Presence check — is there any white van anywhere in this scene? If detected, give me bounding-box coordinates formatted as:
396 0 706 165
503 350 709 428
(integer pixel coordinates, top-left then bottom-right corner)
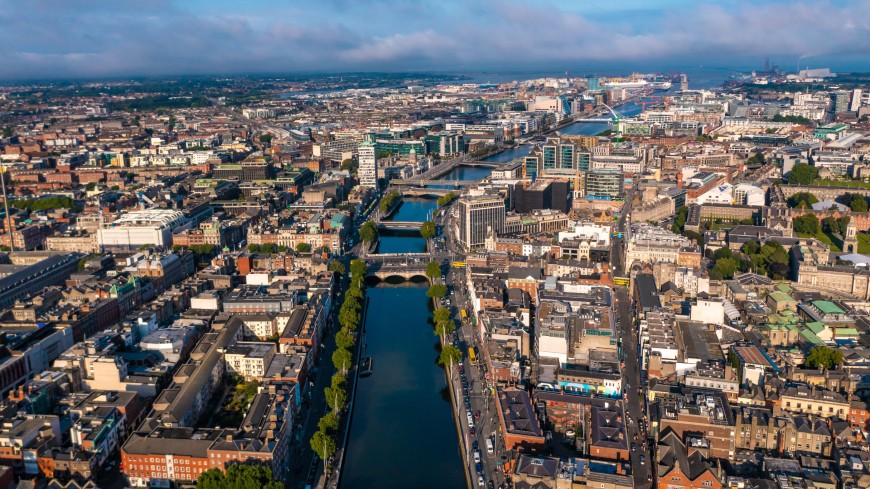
473 450 481 463
485 438 494 454
466 411 474 428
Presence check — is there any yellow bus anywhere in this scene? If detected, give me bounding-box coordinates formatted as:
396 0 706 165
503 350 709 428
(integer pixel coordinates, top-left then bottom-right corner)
460 309 468 321
468 347 477 365
453 261 467 268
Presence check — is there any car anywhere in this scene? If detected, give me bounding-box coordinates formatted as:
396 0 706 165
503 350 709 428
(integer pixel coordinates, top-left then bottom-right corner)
478 475 485 487
640 455 645 465
631 443 636 452
476 462 483 474
473 450 481 463
472 440 479 451
488 482 495 489
474 410 481 419
470 427 476 436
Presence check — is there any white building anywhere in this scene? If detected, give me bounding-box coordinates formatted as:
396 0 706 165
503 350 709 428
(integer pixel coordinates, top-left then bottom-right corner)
96 209 189 250
691 298 726 326
732 184 765 206
696 184 734 205
358 142 378 189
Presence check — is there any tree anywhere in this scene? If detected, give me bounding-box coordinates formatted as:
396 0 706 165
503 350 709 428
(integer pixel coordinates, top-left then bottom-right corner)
247 243 261 253
741 240 761 256
261 243 277 254
787 192 819 209
426 261 441 279
822 216 840 235
350 259 368 278
85 182 97 191
338 307 360 331
793 214 821 234
434 319 455 345
805 345 844 370
259 134 272 145
277 245 288 253
672 206 689 233
318 411 340 434
324 382 347 412
433 307 451 324
196 463 284 489
427 283 447 299
331 372 346 389
336 328 355 350
378 191 400 214
340 158 357 174
438 344 463 373
328 260 346 275
437 191 457 207
787 163 819 185
420 221 436 240
295 242 312 253
713 257 738 279
346 287 364 303
332 347 353 374
850 194 869 212
310 430 336 479
360 221 378 243
769 262 790 280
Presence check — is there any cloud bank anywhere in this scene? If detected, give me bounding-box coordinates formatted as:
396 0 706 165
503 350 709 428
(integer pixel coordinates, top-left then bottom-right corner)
1 0 869 79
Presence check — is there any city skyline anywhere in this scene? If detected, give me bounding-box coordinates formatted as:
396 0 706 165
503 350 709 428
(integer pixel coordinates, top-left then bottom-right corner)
3 0 870 80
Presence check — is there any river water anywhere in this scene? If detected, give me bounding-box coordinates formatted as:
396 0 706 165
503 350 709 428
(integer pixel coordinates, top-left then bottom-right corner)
376 197 437 254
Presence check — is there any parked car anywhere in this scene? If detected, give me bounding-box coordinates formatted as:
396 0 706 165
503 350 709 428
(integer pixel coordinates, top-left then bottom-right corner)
478 475 485 487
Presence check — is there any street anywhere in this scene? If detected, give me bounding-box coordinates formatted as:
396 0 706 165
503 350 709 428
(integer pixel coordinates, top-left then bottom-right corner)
611 181 654 488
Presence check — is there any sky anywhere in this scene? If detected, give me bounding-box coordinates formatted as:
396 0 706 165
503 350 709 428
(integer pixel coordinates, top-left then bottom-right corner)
1 0 870 80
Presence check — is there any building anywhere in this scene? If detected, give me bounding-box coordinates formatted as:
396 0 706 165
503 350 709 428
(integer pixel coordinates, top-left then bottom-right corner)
495 387 545 451
585 169 624 200
656 388 736 460
358 142 378 189
457 195 506 250
96 209 189 250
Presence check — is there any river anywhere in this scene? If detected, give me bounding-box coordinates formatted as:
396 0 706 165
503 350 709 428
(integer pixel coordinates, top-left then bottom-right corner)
376 197 437 254
342 199 466 488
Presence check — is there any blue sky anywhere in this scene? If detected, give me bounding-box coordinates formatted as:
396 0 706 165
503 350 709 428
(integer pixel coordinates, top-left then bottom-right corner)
1 0 869 79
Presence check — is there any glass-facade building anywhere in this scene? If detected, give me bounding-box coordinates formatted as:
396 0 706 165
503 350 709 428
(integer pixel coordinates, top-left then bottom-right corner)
585 169 624 200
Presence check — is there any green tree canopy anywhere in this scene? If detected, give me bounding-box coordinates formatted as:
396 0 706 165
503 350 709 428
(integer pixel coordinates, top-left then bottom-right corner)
436 191 457 207
433 307 451 324
438 344 463 371
318 411 340 434
787 163 819 185
350 259 368 278
310 430 336 476
672 206 689 233
332 348 353 374
195 463 284 489
259 134 272 145
378 191 400 214
435 319 455 344
328 260 345 275
338 307 360 331
426 283 447 299
426 261 442 279
805 345 844 370
793 214 821 234
360 221 378 243
420 221 436 240
787 192 819 209
295 242 312 253
324 383 347 411
335 328 355 350
713 257 738 280
247 244 261 253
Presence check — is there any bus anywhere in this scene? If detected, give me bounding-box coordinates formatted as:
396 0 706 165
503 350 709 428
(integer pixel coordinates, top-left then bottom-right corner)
460 309 468 321
453 261 467 269
468 347 477 365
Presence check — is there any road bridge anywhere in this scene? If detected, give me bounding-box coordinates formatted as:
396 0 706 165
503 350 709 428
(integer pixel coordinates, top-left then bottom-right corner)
377 221 423 230
391 179 478 187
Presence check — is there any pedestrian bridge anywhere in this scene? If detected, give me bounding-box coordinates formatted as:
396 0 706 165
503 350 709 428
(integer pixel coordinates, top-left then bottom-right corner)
392 179 479 187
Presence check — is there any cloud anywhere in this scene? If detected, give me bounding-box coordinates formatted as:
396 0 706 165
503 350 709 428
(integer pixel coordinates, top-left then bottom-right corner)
0 0 869 79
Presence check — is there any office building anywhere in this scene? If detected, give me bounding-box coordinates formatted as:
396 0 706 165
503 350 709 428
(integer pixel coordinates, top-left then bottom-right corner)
584 169 623 200
457 195 506 250
358 142 378 189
